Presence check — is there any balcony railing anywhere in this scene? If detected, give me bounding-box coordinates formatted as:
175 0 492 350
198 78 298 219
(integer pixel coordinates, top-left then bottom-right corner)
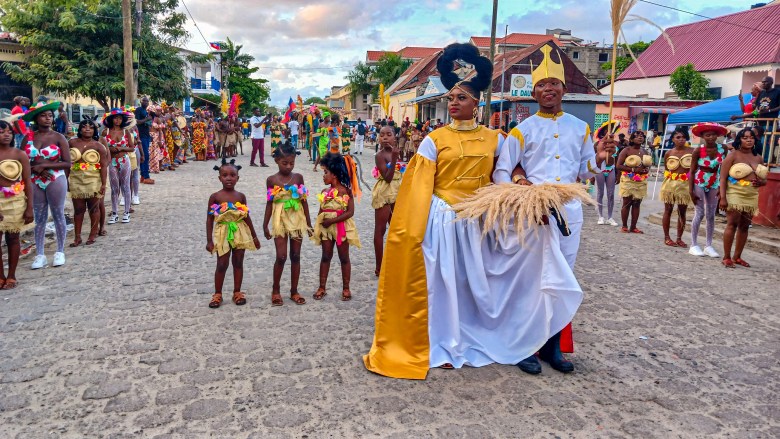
190 77 221 92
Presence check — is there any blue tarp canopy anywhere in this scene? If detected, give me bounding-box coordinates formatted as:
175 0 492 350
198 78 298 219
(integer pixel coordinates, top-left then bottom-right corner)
667 93 751 124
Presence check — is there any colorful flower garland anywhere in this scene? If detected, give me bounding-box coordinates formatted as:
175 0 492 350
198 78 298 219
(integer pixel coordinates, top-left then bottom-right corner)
728 177 753 187
663 170 689 181
0 181 24 198
267 184 309 210
372 162 407 179
209 201 249 216
317 188 349 208
72 162 101 172
622 171 649 182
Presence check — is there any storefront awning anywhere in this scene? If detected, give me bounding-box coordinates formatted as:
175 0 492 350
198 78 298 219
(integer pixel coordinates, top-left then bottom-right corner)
629 106 685 117
478 99 508 107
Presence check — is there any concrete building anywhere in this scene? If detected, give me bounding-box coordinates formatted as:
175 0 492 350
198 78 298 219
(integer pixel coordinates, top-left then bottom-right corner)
0 35 31 111
602 3 780 99
179 47 221 113
326 85 372 121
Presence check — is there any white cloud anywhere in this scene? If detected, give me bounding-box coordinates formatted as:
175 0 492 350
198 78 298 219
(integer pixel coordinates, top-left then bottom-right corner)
446 0 463 11
179 0 745 106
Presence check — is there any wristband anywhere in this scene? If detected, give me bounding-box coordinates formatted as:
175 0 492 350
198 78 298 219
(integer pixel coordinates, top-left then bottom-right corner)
512 175 527 184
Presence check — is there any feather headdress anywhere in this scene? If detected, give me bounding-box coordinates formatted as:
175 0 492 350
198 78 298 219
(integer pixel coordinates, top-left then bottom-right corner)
229 93 243 117
220 90 229 117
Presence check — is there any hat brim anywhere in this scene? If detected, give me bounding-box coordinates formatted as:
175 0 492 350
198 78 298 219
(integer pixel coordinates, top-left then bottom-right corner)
103 113 130 129
21 101 61 122
691 124 728 137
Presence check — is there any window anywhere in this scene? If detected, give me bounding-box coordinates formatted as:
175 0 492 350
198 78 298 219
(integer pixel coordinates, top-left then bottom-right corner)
572 51 580 60
706 87 722 100
596 79 609 88
598 52 609 62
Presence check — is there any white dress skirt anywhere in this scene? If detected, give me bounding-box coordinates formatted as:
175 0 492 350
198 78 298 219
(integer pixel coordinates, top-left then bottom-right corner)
417 141 584 369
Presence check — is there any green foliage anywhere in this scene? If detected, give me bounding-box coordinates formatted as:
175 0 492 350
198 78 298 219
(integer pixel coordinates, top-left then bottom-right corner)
601 40 653 77
304 96 326 105
219 38 270 115
345 62 373 100
345 53 412 101
373 53 411 93
669 63 712 100
1 0 188 110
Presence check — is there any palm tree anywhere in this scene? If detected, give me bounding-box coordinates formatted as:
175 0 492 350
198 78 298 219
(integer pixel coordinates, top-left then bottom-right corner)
345 62 373 100
373 53 411 94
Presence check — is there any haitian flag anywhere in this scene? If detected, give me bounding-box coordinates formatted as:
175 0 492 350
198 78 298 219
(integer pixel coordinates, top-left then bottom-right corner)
282 97 295 123
209 42 223 51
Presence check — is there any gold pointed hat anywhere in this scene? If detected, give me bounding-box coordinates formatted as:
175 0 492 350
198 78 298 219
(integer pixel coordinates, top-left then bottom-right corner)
531 44 565 88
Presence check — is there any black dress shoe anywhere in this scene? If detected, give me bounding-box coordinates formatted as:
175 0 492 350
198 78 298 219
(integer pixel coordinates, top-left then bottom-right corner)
516 355 542 374
538 332 574 373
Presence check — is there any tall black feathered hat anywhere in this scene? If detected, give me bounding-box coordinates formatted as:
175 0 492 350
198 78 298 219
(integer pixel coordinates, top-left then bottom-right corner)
436 43 493 100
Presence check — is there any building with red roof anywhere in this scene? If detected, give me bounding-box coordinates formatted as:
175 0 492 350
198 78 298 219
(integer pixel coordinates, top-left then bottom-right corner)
470 31 622 88
365 47 440 65
604 3 780 99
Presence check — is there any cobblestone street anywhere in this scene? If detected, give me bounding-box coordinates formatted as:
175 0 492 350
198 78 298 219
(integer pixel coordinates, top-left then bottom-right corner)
1 148 778 438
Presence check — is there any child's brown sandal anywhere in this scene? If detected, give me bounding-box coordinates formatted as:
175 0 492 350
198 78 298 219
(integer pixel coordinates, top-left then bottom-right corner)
313 287 327 300
341 289 352 302
232 291 246 306
209 292 223 308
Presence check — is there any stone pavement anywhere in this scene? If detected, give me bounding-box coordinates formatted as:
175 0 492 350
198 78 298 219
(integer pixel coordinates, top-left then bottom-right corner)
1 147 778 438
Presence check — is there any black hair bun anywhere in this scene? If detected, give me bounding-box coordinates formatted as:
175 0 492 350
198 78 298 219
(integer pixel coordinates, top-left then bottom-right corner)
437 43 493 94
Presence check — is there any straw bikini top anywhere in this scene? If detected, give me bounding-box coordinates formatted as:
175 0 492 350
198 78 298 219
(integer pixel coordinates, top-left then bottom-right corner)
665 153 692 171
0 160 22 181
729 162 768 180
625 153 652 168
70 147 101 165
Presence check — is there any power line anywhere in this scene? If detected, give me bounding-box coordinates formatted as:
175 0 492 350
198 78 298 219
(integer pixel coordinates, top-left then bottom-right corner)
180 0 212 48
254 65 354 71
638 0 780 36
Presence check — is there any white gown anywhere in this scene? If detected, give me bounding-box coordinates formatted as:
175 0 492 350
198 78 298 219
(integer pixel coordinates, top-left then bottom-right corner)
417 137 584 369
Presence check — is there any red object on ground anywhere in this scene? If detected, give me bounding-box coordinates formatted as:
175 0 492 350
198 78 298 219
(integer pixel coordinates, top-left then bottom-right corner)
560 323 574 353
754 172 780 228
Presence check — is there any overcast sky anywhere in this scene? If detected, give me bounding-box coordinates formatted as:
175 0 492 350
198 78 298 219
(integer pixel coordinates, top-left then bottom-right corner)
179 0 750 107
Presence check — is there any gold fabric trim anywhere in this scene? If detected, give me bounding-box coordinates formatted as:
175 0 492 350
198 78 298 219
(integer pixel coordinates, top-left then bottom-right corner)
448 119 479 131
536 111 564 120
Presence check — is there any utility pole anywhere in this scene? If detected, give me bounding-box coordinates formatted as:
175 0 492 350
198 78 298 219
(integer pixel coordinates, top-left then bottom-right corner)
483 0 498 126
498 25 508 130
122 0 135 105
133 0 143 104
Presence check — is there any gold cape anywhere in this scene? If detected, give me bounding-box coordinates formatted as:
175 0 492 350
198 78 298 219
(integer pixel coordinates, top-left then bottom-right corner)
363 125 498 379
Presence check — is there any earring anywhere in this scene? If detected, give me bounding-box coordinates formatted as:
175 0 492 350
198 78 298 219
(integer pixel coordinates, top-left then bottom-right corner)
472 108 478 119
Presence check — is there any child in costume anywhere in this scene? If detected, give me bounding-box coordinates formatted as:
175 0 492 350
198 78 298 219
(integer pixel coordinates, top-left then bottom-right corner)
312 153 361 302
263 140 312 306
206 159 261 308
0 120 34 289
371 126 403 277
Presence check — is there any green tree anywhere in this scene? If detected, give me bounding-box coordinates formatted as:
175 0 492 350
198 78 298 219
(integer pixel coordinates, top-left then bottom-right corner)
345 62 374 100
1 0 188 110
188 37 269 114
669 63 712 100
601 40 653 76
304 96 326 105
373 53 411 94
